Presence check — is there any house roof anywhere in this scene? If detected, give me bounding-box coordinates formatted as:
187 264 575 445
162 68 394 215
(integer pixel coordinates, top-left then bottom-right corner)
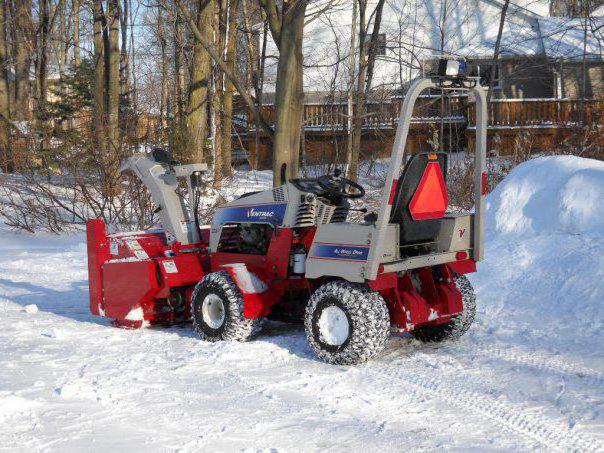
261 0 603 93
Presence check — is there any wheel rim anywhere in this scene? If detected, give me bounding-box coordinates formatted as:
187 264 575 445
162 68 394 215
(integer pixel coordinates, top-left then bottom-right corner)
317 305 350 346
201 294 225 329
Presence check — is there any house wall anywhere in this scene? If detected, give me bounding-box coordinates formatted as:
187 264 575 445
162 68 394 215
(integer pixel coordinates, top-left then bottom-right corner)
499 57 556 98
560 61 604 98
467 57 556 98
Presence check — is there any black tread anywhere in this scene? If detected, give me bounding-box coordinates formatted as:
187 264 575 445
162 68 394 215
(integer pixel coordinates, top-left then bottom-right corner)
191 271 264 342
305 280 390 365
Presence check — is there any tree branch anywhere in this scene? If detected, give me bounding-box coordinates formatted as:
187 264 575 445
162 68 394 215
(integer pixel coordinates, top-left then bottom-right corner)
172 0 274 138
258 0 281 45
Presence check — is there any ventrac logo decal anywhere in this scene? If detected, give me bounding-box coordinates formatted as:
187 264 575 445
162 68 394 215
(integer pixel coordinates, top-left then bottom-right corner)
246 208 275 219
215 202 287 225
459 228 466 238
312 243 369 261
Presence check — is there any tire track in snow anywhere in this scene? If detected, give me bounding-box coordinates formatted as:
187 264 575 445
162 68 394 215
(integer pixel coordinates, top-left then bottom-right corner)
368 356 604 452
471 342 604 388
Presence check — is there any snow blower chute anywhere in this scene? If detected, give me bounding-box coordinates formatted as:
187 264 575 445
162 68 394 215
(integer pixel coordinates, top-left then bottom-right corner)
86 60 488 364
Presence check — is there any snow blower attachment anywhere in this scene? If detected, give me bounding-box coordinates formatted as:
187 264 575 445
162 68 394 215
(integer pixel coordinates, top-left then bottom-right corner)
86 62 487 364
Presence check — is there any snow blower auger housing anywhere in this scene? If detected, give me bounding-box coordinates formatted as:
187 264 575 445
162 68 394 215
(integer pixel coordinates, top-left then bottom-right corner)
86 65 488 364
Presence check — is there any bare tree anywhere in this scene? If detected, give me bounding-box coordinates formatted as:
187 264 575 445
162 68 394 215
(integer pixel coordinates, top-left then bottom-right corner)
347 0 386 180
119 0 130 102
72 0 80 66
92 0 106 157
12 0 33 120
186 0 213 164
106 0 121 188
488 0 510 103
171 0 273 143
211 0 225 187
0 0 10 170
220 0 239 178
259 0 308 185
157 9 169 130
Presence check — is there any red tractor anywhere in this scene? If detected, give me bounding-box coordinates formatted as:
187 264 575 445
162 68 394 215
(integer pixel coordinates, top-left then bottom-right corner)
86 66 488 364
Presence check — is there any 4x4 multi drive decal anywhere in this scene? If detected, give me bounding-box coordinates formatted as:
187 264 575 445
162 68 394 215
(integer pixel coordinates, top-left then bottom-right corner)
311 242 369 261
214 202 288 225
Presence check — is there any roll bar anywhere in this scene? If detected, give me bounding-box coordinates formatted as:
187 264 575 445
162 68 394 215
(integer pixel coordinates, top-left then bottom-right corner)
366 77 487 279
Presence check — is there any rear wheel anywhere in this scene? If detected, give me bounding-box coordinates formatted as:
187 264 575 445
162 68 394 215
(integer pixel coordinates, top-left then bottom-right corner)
191 271 264 342
411 275 476 342
305 281 390 365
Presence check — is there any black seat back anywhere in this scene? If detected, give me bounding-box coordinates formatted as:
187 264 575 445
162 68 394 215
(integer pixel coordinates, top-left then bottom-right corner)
389 152 448 246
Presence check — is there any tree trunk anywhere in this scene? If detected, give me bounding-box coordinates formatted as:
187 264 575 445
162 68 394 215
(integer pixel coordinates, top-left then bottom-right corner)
348 0 367 180
35 0 51 151
363 0 385 94
271 0 307 186
72 0 80 67
106 0 120 162
36 0 49 110
220 0 239 178
128 0 137 113
0 0 11 171
13 0 32 120
487 0 510 129
119 0 129 103
185 0 213 164
348 0 385 180
158 10 168 130
212 0 225 188
346 0 358 175
57 0 67 82
92 0 106 157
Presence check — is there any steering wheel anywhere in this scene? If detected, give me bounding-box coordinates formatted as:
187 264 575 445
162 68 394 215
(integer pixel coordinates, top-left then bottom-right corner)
317 174 365 200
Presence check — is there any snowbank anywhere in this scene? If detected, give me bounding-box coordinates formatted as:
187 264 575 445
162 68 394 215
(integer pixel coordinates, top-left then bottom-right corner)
486 156 604 237
471 156 604 364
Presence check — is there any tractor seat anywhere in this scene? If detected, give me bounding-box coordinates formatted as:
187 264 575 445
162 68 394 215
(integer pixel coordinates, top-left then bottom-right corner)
389 152 448 248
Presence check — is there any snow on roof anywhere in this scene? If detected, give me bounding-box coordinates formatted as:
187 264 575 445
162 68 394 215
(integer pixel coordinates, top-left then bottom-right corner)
538 16 604 59
261 0 603 93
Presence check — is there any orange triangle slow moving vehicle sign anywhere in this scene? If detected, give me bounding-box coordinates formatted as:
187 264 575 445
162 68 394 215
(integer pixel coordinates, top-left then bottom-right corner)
408 162 448 221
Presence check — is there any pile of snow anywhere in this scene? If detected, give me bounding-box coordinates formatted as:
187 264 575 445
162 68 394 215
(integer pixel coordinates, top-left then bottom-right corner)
487 156 604 237
471 156 604 362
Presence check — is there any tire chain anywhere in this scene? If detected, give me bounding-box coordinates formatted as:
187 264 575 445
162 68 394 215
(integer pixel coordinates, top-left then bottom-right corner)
305 281 390 365
191 271 264 342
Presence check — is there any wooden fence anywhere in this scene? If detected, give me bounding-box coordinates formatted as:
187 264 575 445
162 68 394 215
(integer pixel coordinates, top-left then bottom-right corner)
241 97 603 168
245 98 603 132
467 98 604 128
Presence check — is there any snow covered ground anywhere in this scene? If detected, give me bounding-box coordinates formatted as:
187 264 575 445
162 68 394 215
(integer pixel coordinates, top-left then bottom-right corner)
1 156 603 452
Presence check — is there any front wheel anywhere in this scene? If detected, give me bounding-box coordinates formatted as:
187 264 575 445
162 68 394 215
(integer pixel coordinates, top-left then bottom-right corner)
411 275 476 342
191 271 264 342
305 281 390 365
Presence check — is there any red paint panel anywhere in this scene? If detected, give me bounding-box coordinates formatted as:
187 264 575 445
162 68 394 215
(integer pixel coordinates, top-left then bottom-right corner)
266 228 294 279
86 219 110 316
388 179 399 205
102 260 160 320
447 259 477 275
367 272 398 291
481 171 489 196
409 162 448 221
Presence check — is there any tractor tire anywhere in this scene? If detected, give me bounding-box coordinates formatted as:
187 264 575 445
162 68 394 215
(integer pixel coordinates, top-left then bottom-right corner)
411 275 476 343
191 271 264 342
305 280 390 365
